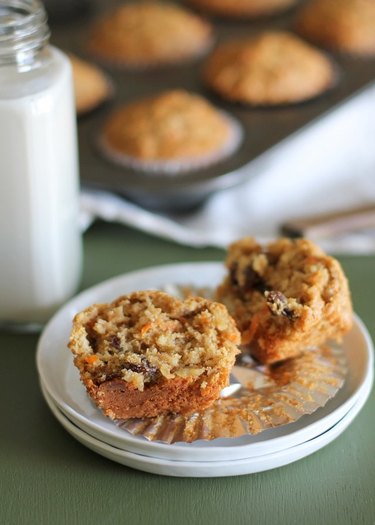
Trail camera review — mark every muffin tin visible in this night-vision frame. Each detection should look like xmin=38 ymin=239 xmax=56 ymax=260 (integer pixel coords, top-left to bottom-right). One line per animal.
xmin=50 ymin=0 xmax=375 ymax=212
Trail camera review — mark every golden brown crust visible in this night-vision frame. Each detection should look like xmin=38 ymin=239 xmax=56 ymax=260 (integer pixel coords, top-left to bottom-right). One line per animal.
xmin=215 ymin=237 xmax=353 ymax=364
xmin=203 ymin=31 xmax=336 ymax=105
xmin=295 ymin=0 xmax=375 ymax=56
xmin=101 ymin=89 xmax=235 ymax=162
xmin=187 ymin=0 xmax=298 ymax=18
xmin=69 ymin=54 xmax=112 ymax=115
xmin=87 ymin=1 xmax=213 ymax=67
xmin=87 ymin=369 xmax=229 ymax=419
xmin=69 ymin=290 xmax=240 ymax=418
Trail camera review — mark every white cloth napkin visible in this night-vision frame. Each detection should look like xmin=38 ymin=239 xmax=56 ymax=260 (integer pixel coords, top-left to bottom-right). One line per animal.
xmin=80 ymin=83 xmax=375 ymax=255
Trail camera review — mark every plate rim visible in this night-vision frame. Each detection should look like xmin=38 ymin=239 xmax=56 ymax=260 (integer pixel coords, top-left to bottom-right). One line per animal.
xmin=40 ymin=371 xmax=373 ymax=477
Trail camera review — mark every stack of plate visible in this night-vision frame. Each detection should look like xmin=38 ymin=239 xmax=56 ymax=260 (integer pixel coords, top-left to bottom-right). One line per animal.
xmin=36 ymin=263 xmax=374 ymax=477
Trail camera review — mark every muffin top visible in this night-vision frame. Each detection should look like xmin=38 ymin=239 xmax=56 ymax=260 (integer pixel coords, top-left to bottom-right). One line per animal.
xmin=87 ymin=1 xmax=213 ymax=67
xmin=295 ymin=0 xmax=375 ymax=56
xmin=218 ymin=237 xmax=351 ymax=321
xmin=203 ymin=31 xmax=336 ymax=105
xmin=101 ymin=89 xmax=236 ymax=162
xmin=69 ymin=54 xmax=111 ymax=115
xmin=187 ymin=0 xmax=298 ymax=18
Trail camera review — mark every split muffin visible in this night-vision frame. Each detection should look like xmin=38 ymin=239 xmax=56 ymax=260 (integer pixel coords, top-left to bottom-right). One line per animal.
xmin=69 ymin=290 xmax=240 ymax=419
xmin=86 ymin=1 xmax=214 ymax=68
xmin=215 ymin=237 xmax=353 ymax=364
xmin=295 ymin=0 xmax=375 ymax=57
xmin=203 ymin=31 xmax=337 ymax=106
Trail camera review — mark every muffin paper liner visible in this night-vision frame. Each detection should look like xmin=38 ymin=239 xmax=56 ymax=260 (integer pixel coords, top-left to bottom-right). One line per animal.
xmin=117 ymin=345 xmax=346 ymax=443
xmin=115 ymin=285 xmax=347 ymax=444
xmin=97 ymin=111 xmax=243 ymax=175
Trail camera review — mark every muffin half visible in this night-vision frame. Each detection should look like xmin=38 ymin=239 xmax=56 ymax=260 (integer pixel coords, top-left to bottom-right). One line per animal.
xmin=69 ymin=290 xmax=240 ymax=419
xmin=215 ymin=237 xmax=353 ymax=364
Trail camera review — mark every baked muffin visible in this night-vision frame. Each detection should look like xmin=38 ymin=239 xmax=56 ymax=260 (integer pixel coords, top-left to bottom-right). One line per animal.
xmin=69 ymin=290 xmax=240 ymax=419
xmin=187 ymin=0 xmax=299 ymax=19
xmin=99 ymin=89 xmax=242 ymax=172
xmin=215 ymin=237 xmax=353 ymax=364
xmin=203 ymin=31 xmax=337 ymax=106
xmin=69 ymin=54 xmax=112 ymax=115
xmin=295 ymin=0 xmax=375 ymax=56
xmin=86 ymin=1 xmax=213 ymax=68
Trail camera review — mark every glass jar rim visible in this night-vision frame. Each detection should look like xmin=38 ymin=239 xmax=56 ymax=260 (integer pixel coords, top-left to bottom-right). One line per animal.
xmin=0 ymin=0 xmax=50 ymax=63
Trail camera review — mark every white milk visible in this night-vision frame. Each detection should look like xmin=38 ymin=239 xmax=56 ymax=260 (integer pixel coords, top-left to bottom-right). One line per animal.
xmin=0 ymin=48 xmax=82 ymax=325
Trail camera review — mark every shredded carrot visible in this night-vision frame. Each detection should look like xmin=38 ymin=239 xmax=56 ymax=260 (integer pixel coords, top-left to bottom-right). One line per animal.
xmin=305 ymin=256 xmax=321 ymax=265
xmin=140 ymin=322 xmax=152 ymax=335
xmin=241 ymin=307 xmax=268 ymax=345
xmin=223 ymin=331 xmax=240 ymax=343
xmin=84 ymin=354 xmax=99 ymax=364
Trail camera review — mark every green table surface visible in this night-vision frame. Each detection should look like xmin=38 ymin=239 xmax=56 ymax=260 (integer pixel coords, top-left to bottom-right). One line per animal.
xmin=1 ymin=221 xmax=374 ymax=525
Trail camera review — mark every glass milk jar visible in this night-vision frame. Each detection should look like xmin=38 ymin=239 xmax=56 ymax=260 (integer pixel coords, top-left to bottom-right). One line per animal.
xmin=0 ymin=0 xmax=82 ymax=328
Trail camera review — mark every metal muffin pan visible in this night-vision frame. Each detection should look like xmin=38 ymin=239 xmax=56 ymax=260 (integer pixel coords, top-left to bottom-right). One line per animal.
xmin=50 ymin=0 xmax=375 ymax=212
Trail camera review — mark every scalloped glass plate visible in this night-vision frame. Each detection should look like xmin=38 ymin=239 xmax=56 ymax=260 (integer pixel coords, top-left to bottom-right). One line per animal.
xmin=36 ymin=262 xmax=374 ymax=462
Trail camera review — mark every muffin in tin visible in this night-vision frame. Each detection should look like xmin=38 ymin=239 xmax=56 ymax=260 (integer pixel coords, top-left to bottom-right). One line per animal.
xmin=203 ymin=31 xmax=337 ymax=106
xmin=69 ymin=54 xmax=112 ymax=115
xmin=98 ymin=89 xmax=242 ymax=173
xmin=86 ymin=1 xmax=214 ymax=68
xmin=68 ymin=290 xmax=240 ymax=419
xmin=295 ymin=0 xmax=375 ymax=57
xmin=215 ymin=237 xmax=353 ymax=364
xmin=187 ymin=0 xmax=299 ymax=19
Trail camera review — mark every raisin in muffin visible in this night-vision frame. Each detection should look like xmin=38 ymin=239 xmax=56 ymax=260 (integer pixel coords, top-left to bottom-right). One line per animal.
xmin=295 ymin=0 xmax=375 ymax=56
xmin=69 ymin=54 xmax=112 ymax=115
xmin=86 ymin=1 xmax=213 ymax=68
xmin=69 ymin=290 xmax=240 ymax=419
xmin=99 ymin=89 xmax=242 ymax=172
xmin=187 ymin=0 xmax=299 ymax=19
xmin=215 ymin=237 xmax=353 ymax=364
xmin=203 ymin=31 xmax=336 ymax=106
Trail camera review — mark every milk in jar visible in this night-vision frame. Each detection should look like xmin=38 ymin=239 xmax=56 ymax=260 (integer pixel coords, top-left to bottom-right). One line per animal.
xmin=0 ymin=0 xmax=82 ymax=327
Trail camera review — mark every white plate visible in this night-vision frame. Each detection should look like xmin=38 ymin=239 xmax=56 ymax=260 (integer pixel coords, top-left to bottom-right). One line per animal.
xmin=36 ymin=262 xmax=374 ymax=462
xmin=40 ymin=372 xmax=373 ymax=478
